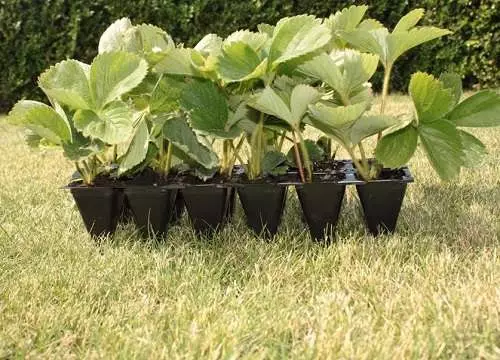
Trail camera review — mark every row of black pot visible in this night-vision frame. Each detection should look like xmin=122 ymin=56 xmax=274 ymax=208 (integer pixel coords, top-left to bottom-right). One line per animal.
xmin=69 ymin=164 xmax=414 ymax=240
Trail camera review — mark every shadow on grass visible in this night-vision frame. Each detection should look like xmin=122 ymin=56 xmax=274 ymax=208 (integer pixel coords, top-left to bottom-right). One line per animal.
xmin=81 ymin=181 xmax=499 ymax=257
xmin=397 ymin=183 xmax=499 ymax=246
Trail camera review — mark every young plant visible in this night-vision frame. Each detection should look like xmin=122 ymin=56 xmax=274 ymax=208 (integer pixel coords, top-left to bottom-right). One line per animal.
xmin=154 ymin=14 xmax=334 ymax=181
xmin=6 ymin=51 xmax=148 ymax=185
xmin=339 ymin=9 xmax=451 ymax=136
xmin=247 ymin=80 xmax=321 ymax=182
xmin=375 ymin=72 xmax=500 ymax=180
xmin=96 ymin=18 xmax=219 ymax=180
xmin=296 ymin=49 xmax=396 ymax=180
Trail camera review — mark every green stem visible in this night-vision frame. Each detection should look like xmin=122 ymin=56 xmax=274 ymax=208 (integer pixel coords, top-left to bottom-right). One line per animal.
xmin=297 ymin=131 xmax=312 ymax=183
xmin=358 ymin=143 xmax=368 ymax=170
xmin=250 ymin=113 xmax=265 ymax=180
xmin=277 ymin=131 xmax=286 ymax=152
xmin=327 ymin=138 xmax=333 ymax=159
xmin=228 ymin=136 xmax=245 ymax=171
xmin=378 ymin=64 xmax=392 ymax=141
xmin=164 ymin=142 xmax=173 ymax=178
xmin=347 ymin=146 xmax=370 ymax=181
xmin=221 ymin=140 xmax=229 ymax=177
xmin=292 ymin=131 xmax=305 ymax=183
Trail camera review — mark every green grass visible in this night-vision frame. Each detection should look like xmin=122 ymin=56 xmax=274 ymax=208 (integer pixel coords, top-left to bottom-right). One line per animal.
xmin=1 ymin=96 xmax=499 ymax=359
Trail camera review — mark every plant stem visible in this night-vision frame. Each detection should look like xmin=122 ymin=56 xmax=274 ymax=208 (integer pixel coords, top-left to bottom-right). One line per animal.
xmin=297 ymin=131 xmax=312 ymax=182
xmin=228 ymin=136 xmax=245 ymax=171
xmin=378 ymin=64 xmax=392 ymax=141
xmin=347 ymin=146 xmax=370 ymax=181
xmin=358 ymin=143 xmax=368 ymax=170
xmin=277 ymin=131 xmax=286 ymax=151
xmin=249 ymin=113 xmax=265 ymax=180
xmin=292 ymin=131 xmax=305 ymax=183
xmin=222 ymin=139 xmax=229 ymax=177
xmin=164 ymin=141 xmax=173 ymax=179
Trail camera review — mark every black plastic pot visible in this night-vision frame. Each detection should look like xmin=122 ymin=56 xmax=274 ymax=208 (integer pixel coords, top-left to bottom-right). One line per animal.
xmin=118 ymin=192 xmax=134 ymax=224
xmin=169 ymin=191 xmax=185 ymax=225
xmin=296 ymin=183 xmax=346 ymax=240
xmin=182 ymin=186 xmax=232 ymax=235
xmin=237 ymin=184 xmax=287 ymax=237
xmin=70 ymin=186 xmax=124 ymax=237
xmin=224 ymin=187 xmax=237 ymax=223
xmin=356 ymin=182 xmax=408 ymax=236
xmin=124 ymin=187 xmax=178 ymax=237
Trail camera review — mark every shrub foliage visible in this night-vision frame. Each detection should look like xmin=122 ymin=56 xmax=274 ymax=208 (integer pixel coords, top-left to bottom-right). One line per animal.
xmin=0 ymin=0 xmax=498 ymax=111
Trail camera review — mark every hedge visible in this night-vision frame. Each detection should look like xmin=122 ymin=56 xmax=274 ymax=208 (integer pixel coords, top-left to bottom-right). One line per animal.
xmin=0 ymin=0 xmax=498 ymax=112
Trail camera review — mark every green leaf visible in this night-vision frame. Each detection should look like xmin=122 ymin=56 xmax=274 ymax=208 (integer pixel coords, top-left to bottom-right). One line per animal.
xmin=447 ymin=90 xmax=500 ymax=127
xmin=62 ymin=133 xmax=102 ymax=161
xmin=7 ymin=100 xmax=72 ymax=144
xmin=224 ymin=30 xmax=268 ymax=52
xmin=195 ymin=34 xmax=223 ymax=56
xmin=258 ymin=23 xmax=275 ymax=37
xmin=73 ymin=101 xmax=134 ymax=144
xmin=99 ymin=19 xmax=174 ymax=65
xmin=247 ymin=86 xmax=294 ymax=126
xmin=459 ymin=130 xmax=487 ymax=168
xmin=299 ymin=50 xmax=377 ymax=105
xmin=439 ymin=72 xmax=463 ymax=105
xmin=386 ymin=27 xmax=451 ymax=65
xmin=393 ymin=9 xmax=424 ymax=33
xmin=262 ymin=151 xmax=287 ymax=176
xmin=216 ymin=42 xmax=267 ymax=83
xmin=90 ymin=52 xmax=148 ymax=109
xmin=343 ymin=26 xmax=450 ymax=67
xmin=98 ymin=18 xmax=133 ymax=53
xmin=325 ymin=5 xmax=368 ymax=33
xmin=325 ymin=5 xmax=368 ymax=48
xmin=307 ymin=102 xmax=368 ymax=145
xmin=269 ymin=15 xmax=331 ymax=68
xmin=38 ymin=60 xmax=93 ymax=109
xmin=290 ymin=85 xmax=320 ymax=122
xmin=153 ymin=48 xmax=202 ymax=77
xmin=150 ymin=76 xmax=187 ymax=114
xmin=298 ymin=53 xmax=342 ymax=88
xmin=340 ymin=28 xmax=388 ymax=63
xmin=375 ymin=124 xmax=418 ymax=168
xmin=332 ymin=50 xmax=379 ymax=99
xmin=162 ymin=116 xmax=218 ymax=169
xmin=350 ymin=115 xmax=399 ymax=144
xmin=118 ymin=120 xmax=149 ymax=174
xmin=126 ymin=24 xmax=174 ymax=54
xmin=418 ymin=120 xmax=464 ymax=180
xmin=180 ymin=80 xmax=236 ymax=138
xmin=308 ymin=102 xmax=367 ymax=129
xmin=358 ymin=19 xmax=384 ymax=31
xmin=286 ymin=139 xmax=325 ymax=166
xmin=409 ymin=72 xmax=454 ymax=123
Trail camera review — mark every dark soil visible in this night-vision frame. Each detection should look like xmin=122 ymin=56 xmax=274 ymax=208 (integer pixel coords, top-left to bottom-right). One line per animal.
xmin=354 ymin=168 xmax=407 ymax=181
xmin=312 ymin=159 xmax=350 ymax=173
xmin=376 ymin=168 xmax=407 ymax=180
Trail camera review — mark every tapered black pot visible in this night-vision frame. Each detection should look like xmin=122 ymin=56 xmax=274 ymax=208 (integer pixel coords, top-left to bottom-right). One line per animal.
xmin=356 ymin=182 xmax=408 ymax=236
xmin=119 ymin=193 xmax=134 ymax=224
xmin=124 ymin=187 xmax=178 ymax=236
xmin=70 ymin=187 xmax=124 ymax=237
xmin=169 ymin=191 xmax=185 ymax=225
xmin=182 ymin=186 xmax=232 ymax=235
xmin=296 ymin=183 xmax=346 ymax=240
xmin=237 ymin=184 xmax=287 ymax=237
xmin=224 ymin=187 xmax=237 ymax=223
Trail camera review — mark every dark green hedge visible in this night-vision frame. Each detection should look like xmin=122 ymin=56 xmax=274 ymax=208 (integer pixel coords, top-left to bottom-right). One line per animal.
xmin=1 ymin=0 xmax=498 ymax=111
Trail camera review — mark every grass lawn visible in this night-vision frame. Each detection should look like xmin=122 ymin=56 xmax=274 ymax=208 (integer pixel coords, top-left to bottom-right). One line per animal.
xmin=0 ymin=95 xmax=499 ymax=358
